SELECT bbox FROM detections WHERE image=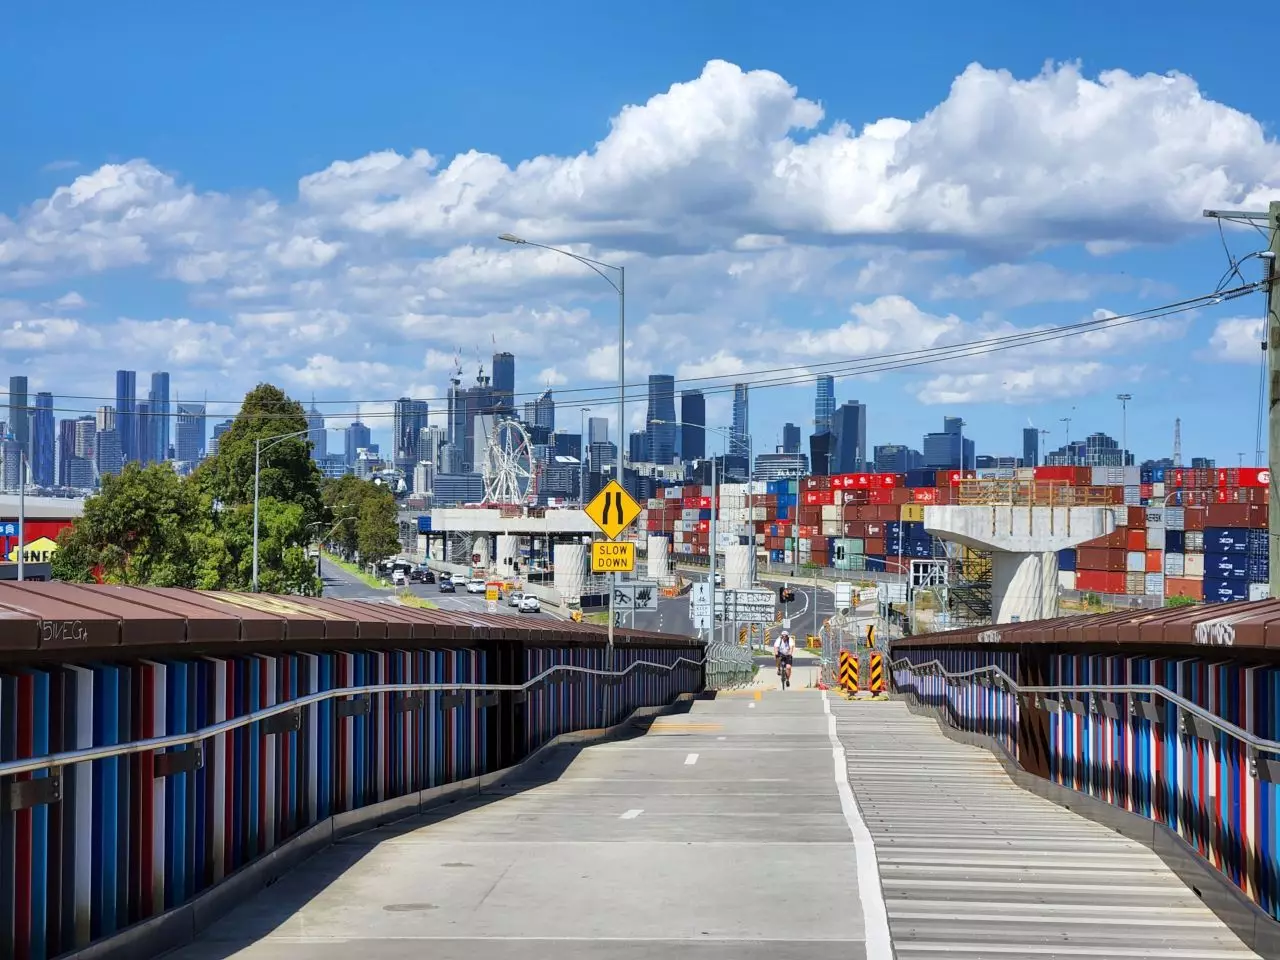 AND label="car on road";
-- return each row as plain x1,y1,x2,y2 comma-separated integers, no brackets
391,569,406,586
438,578,456,593
507,591,523,608
517,594,541,613
466,578,486,594
409,566,435,584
